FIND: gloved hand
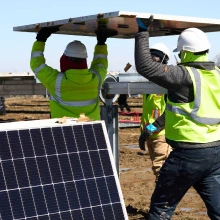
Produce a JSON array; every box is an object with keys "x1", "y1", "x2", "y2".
[
  {"x1": 138, "y1": 123, "x2": 158, "y2": 151},
  {"x1": 36, "y1": 26, "x2": 60, "y2": 42},
  {"x1": 136, "y1": 15, "x2": 154, "y2": 32},
  {"x1": 95, "y1": 29, "x2": 118, "y2": 45},
  {"x1": 139, "y1": 132, "x2": 147, "y2": 150}
]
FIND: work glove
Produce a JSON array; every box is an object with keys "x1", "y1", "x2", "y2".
[
  {"x1": 136, "y1": 15, "x2": 154, "y2": 32},
  {"x1": 138, "y1": 132, "x2": 147, "y2": 151},
  {"x1": 95, "y1": 29, "x2": 118, "y2": 45},
  {"x1": 138, "y1": 123, "x2": 158, "y2": 151},
  {"x1": 36, "y1": 26, "x2": 60, "y2": 42}
]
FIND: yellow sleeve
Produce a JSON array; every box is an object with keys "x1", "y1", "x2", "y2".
[
  {"x1": 30, "y1": 41, "x2": 59, "y2": 94},
  {"x1": 90, "y1": 44, "x2": 108, "y2": 83}
]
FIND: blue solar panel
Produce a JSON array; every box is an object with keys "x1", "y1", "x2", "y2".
[{"x1": 0, "y1": 120, "x2": 128, "y2": 220}]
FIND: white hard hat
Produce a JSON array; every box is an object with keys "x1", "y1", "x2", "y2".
[
  {"x1": 173, "y1": 28, "x2": 211, "y2": 53},
  {"x1": 64, "y1": 40, "x2": 88, "y2": 58},
  {"x1": 150, "y1": 43, "x2": 170, "y2": 59}
]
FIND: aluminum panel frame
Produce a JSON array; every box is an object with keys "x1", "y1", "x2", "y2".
[
  {"x1": 13, "y1": 11, "x2": 220, "y2": 38},
  {"x1": 104, "y1": 82, "x2": 168, "y2": 95}
]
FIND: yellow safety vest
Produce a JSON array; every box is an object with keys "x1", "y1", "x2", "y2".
[
  {"x1": 141, "y1": 94, "x2": 166, "y2": 138},
  {"x1": 165, "y1": 66, "x2": 220, "y2": 143},
  {"x1": 30, "y1": 41, "x2": 108, "y2": 120}
]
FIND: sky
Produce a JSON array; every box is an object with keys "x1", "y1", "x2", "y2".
[{"x1": 1, "y1": 0, "x2": 220, "y2": 73}]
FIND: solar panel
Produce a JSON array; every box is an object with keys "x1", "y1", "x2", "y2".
[
  {"x1": 13, "y1": 11, "x2": 220, "y2": 38},
  {"x1": 0, "y1": 119, "x2": 128, "y2": 220}
]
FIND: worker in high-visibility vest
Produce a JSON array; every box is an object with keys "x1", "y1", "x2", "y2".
[
  {"x1": 139, "y1": 43, "x2": 172, "y2": 179},
  {"x1": 135, "y1": 17, "x2": 220, "y2": 219},
  {"x1": 30, "y1": 27, "x2": 117, "y2": 120}
]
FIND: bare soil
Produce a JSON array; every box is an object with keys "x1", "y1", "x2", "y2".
[{"x1": 0, "y1": 96, "x2": 209, "y2": 220}]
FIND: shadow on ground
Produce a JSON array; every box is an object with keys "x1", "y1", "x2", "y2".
[{"x1": 126, "y1": 204, "x2": 148, "y2": 219}]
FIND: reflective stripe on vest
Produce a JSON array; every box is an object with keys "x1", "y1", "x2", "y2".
[
  {"x1": 31, "y1": 51, "x2": 45, "y2": 76},
  {"x1": 33, "y1": 64, "x2": 47, "y2": 76},
  {"x1": 96, "y1": 63, "x2": 106, "y2": 69},
  {"x1": 93, "y1": 54, "x2": 107, "y2": 60},
  {"x1": 50, "y1": 71, "x2": 101, "y2": 107},
  {"x1": 166, "y1": 67, "x2": 220, "y2": 125},
  {"x1": 31, "y1": 51, "x2": 44, "y2": 59},
  {"x1": 90, "y1": 68, "x2": 102, "y2": 99}
]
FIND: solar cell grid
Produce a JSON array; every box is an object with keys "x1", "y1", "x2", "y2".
[{"x1": 0, "y1": 121, "x2": 128, "y2": 220}]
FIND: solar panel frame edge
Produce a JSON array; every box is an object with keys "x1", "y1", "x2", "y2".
[
  {"x1": 0, "y1": 118, "x2": 102, "y2": 132},
  {"x1": 99, "y1": 121, "x2": 129, "y2": 220}
]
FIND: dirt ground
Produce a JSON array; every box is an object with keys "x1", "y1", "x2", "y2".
[{"x1": 0, "y1": 96, "x2": 209, "y2": 220}]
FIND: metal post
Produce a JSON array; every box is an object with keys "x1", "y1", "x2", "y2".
[{"x1": 100, "y1": 104, "x2": 119, "y2": 175}]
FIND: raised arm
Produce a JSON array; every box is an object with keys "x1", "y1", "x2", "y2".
[
  {"x1": 90, "y1": 29, "x2": 118, "y2": 83},
  {"x1": 30, "y1": 27, "x2": 60, "y2": 90},
  {"x1": 135, "y1": 18, "x2": 191, "y2": 91}
]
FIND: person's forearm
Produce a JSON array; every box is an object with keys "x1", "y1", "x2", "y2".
[
  {"x1": 135, "y1": 32, "x2": 165, "y2": 79},
  {"x1": 135, "y1": 32, "x2": 189, "y2": 91},
  {"x1": 90, "y1": 44, "x2": 108, "y2": 82},
  {"x1": 30, "y1": 41, "x2": 46, "y2": 74}
]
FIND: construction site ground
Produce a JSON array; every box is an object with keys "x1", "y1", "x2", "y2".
[{"x1": 0, "y1": 96, "x2": 209, "y2": 220}]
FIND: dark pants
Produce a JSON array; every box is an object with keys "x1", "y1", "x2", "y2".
[{"x1": 148, "y1": 146, "x2": 220, "y2": 220}]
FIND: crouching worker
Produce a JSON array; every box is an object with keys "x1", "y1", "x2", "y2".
[{"x1": 30, "y1": 27, "x2": 117, "y2": 120}]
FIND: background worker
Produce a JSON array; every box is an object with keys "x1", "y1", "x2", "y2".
[
  {"x1": 117, "y1": 62, "x2": 132, "y2": 112},
  {"x1": 139, "y1": 43, "x2": 172, "y2": 179},
  {"x1": 30, "y1": 27, "x2": 117, "y2": 120},
  {"x1": 117, "y1": 94, "x2": 131, "y2": 112},
  {"x1": 135, "y1": 18, "x2": 220, "y2": 219}
]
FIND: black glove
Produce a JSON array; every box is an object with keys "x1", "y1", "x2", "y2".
[
  {"x1": 136, "y1": 15, "x2": 154, "y2": 32},
  {"x1": 36, "y1": 27, "x2": 60, "y2": 42},
  {"x1": 139, "y1": 132, "x2": 147, "y2": 150},
  {"x1": 138, "y1": 123, "x2": 158, "y2": 150},
  {"x1": 95, "y1": 29, "x2": 118, "y2": 45},
  {"x1": 138, "y1": 130, "x2": 152, "y2": 151}
]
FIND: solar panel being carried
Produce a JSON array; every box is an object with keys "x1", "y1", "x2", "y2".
[
  {"x1": 0, "y1": 119, "x2": 128, "y2": 220},
  {"x1": 13, "y1": 11, "x2": 220, "y2": 38}
]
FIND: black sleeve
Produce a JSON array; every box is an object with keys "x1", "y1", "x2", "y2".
[
  {"x1": 152, "y1": 112, "x2": 165, "y2": 129},
  {"x1": 164, "y1": 94, "x2": 167, "y2": 103},
  {"x1": 135, "y1": 31, "x2": 192, "y2": 91}
]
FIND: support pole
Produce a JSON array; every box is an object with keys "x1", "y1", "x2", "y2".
[{"x1": 100, "y1": 104, "x2": 119, "y2": 175}]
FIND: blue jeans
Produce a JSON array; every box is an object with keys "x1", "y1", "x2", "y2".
[{"x1": 148, "y1": 145, "x2": 220, "y2": 220}]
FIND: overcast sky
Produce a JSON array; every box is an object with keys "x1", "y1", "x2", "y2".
[{"x1": 1, "y1": 0, "x2": 220, "y2": 73}]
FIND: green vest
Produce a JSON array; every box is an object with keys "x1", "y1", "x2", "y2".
[
  {"x1": 165, "y1": 66, "x2": 220, "y2": 143},
  {"x1": 49, "y1": 69, "x2": 101, "y2": 120},
  {"x1": 30, "y1": 41, "x2": 108, "y2": 120},
  {"x1": 141, "y1": 94, "x2": 166, "y2": 138}
]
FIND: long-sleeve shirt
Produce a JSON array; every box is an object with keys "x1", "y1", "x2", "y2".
[
  {"x1": 30, "y1": 41, "x2": 108, "y2": 120},
  {"x1": 135, "y1": 31, "x2": 220, "y2": 148}
]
